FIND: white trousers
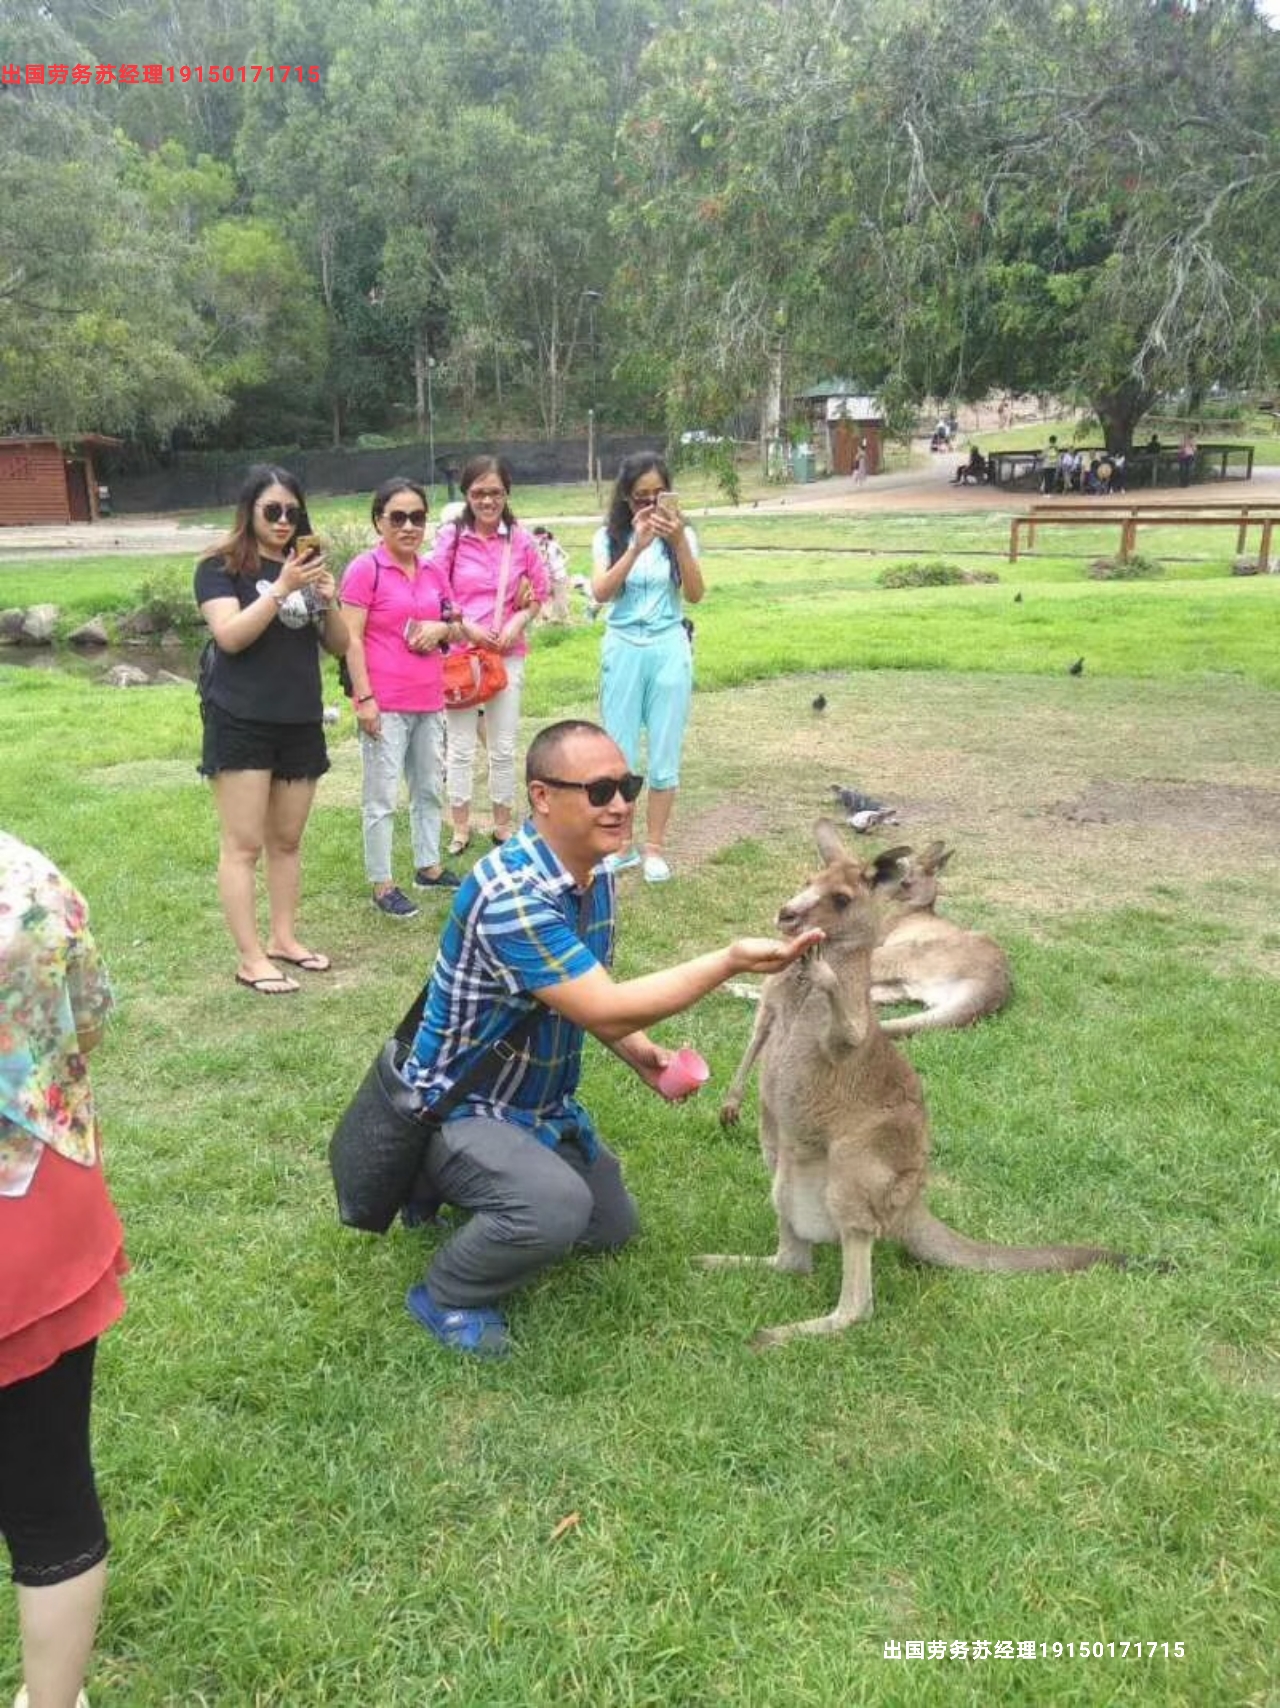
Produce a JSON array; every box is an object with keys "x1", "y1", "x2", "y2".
[
  {"x1": 360, "y1": 711, "x2": 446, "y2": 882},
  {"x1": 446, "y1": 654, "x2": 526, "y2": 810}
]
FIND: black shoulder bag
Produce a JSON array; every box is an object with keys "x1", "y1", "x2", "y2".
[
  {"x1": 337, "y1": 557, "x2": 382, "y2": 698},
  {"x1": 328, "y1": 984, "x2": 540, "y2": 1234}
]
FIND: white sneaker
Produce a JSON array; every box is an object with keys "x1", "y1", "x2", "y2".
[
  {"x1": 604, "y1": 849, "x2": 642, "y2": 874},
  {"x1": 643, "y1": 854, "x2": 672, "y2": 883}
]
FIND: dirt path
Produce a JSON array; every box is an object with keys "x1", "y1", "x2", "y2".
[{"x1": 3, "y1": 444, "x2": 1276, "y2": 559}]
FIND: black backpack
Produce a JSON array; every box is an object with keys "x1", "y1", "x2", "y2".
[{"x1": 337, "y1": 558, "x2": 381, "y2": 697}]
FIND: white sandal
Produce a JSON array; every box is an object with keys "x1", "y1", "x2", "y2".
[{"x1": 447, "y1": 830, "x2": 471, "y2": 857}]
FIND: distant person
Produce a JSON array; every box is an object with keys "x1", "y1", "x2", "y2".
[
  {"x1": 591, "y1": 453, "x2": 704, "y2": 883},
  {"x1": 1, "y1": 834, "x2": 126, "y2": 1708},
  {"x1": 1177, "y1": 433, "x2": 1197, "y2": 487},
  {"x1": 194, "y1": 465, "x2": 349, "y2": 995},
  {"x1": 1040, "y1": 436, "x2": 1060, "y2": 494},
  {"x1": 532, "y1": 526, "x2": 572, "y2": 623},
  {"x1": 953, "y1": 446, "x2": 986, "y2": 485},
  {"x1": 340, "y1": 478, "x2": 459, "y2": 921},
  {"x1": 852, "y1": 439, "x2": 868, "y2": 486},
  {"x1": 426, "y1": 455, "x2": 548, "y2": 853}
]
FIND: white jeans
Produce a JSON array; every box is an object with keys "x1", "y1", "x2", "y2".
[
  {"x1": 446, "y1": 654, "x2": 525, "y2": 811},
  {"x1": 360, "y1": 711, "x2": 446, "y2": 883}
]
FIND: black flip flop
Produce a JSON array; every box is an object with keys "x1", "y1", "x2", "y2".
[{"x1": 236, "y1": 973, "x2": 299, "y2": 996}]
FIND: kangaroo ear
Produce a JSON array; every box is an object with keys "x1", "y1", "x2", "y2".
[
  {"x1": 813, "y1": 817, "x2": 847, "y2": 865},
  {"x1": 867, "y1": 845, "x2": 913, "y2": 889},
  {"x1": 918, "y1": 840, "x2": 952, "y2": 873}
]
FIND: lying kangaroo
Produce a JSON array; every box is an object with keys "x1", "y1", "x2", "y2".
[
  {"x1": 870, "y1": 842, "x2": 1012, "y2": 1035},
  {"x1": 705, "y1": 821, "x2": 1126, "y2": 1348}
]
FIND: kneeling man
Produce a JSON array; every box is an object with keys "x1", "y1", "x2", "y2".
[{"x1": 406, "y1": 718, "x2": 820, "y2": 1355}]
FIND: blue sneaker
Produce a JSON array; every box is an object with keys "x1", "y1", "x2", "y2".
[
  {"x1": 406, "y1": 1284, "x2": 510, "y2": 1358},
  {"x1": 413, "y1": 867, "x2": 462, "y2": 890},
  {"x1": 373, "y1": 886, "x2": 419, "y2": 918},
  {"x1": 604, "y1": 848, "x2": 642, "y2": 874}
]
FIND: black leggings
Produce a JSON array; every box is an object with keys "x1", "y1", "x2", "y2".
[{"x1": 0, "y1": 1340, "x2": 108, "y2": 1587}]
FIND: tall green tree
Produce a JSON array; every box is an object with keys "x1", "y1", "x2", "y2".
[{"x1": 611, "y1": 0, "x2": 1280, "y2": 450}]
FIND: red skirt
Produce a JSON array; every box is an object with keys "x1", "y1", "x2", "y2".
[{"x1": 0, "y1": 1144, "x2": 127, "y2": 1388}]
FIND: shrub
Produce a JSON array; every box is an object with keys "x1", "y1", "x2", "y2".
[
  {"x1": 1087, "y1": 553, "x2": 1165, "y2": 580},
  {"x1": 131, "y1": 566, "x2": 204, "y2": 633},
  {"x1": 674, "y1": 435, "x2": 743, "y2": 506},
  {"x1": 321, "y1": 519, "x2": 374, "y2": 575},
  {"x1": 878, "y1": 559, "x2": 999, "y2": 588}
]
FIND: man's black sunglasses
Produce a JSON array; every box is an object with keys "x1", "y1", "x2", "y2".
[
  {"x1": 259, "y1": 501, "x2": 302, "y2": 525},
  {"x1": 535, "y1": 773, "x2": 645, "y2": 807}
]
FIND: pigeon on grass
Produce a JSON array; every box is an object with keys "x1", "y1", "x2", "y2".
[{"x1": 831, "y1": 784, "x2": 886, "y2": 816}]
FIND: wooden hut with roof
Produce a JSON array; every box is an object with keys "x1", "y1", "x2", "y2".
[
  {"x1": 793, "y1": 381, "x2": 885, "y2": 477},
  {"x1": 0, "y1": 434, "x2": 121, "y2": 526}
]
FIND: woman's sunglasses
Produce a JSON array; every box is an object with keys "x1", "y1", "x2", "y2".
[
  {"x1": 385, "y1": 508, "x2": 427, "y2": 528},
  {"x1": 259, "y1": 501, "x2": 302, "y2": 525},
  {"x1": 536, "y1": 773, "x2": 645, "y2": 807}
]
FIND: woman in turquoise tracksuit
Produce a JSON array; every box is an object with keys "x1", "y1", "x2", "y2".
[{"x1": 591, "y1": 453, "x2": 705, "y2": 883}]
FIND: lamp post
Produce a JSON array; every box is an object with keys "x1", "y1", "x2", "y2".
[
  {"x1": 583, "y1": 289, "x2": 602, "y2": 497},
  {"x1": 425, "y1": 352, "x2": 436, "y2": 504}
]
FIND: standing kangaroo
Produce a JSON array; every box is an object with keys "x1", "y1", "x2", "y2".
[
  {"x1": 705, "y1": 821, "x2": 1125, "y2": 1348},
  {"x1": 870, "y1": 842, "x2": 1012, "y2": 1035}
]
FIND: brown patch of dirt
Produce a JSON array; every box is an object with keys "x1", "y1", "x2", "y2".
[
  {"x1": 677, "y1": 800, "x2": 775, "y2": 867},
  {"x1": 664, "y1": 671, "x2": 1280, "y2": 975},
  {"x1": 1052, "y1": 780, "x2": 1280, "y2": 831}
]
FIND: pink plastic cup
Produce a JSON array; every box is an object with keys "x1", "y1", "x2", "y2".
[{"x1": 656, "y1": 1047, "x2": 711, "y2": 1101}]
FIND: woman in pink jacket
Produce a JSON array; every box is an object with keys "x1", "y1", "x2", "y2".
[{"x1": 428, "y1": 456, "x2": 548, "y2": 850}]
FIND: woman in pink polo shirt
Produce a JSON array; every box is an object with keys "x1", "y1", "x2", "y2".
[
  {"x1": 427, "y1": 455, "x2": 548, "y2": 850},
  {"x1": 340, "y1": 479, "x2": 459, "y2": 919}
]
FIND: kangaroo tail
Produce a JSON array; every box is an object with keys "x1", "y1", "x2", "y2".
[{"x1": 898, "y1": 1204, "x2": 1126, "y2": 1272}]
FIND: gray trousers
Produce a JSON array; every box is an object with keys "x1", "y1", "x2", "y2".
[
  {"x1": 420, "y1": 1114, "x2": 640, "y2": 1310},
  {"x1": 360, "y1": 711, "x2": 446, "y2": 883}
]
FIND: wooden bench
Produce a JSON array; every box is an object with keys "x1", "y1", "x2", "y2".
[{"x1": 1009, "y1": 503, "x2": 1280, "y2": 564}]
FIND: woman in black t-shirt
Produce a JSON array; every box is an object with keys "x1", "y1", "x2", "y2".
[{"x1": 194, "y1": 464, "x2": 349, "y2": 995}]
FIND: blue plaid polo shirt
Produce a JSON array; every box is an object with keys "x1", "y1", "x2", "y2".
[{"x1": 407, "y1": 822, "x2": 616, "y2": 1157}]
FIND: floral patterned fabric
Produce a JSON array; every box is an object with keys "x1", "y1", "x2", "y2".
[{"x1": 0, "y1": 832, "x2": 114, "y2": 1197}]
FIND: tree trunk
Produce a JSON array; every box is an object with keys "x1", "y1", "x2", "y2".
[
  {"x1": 544, "y1": 299, "x2": 561, "y2": 441},
  {"x1": 413, "y1": 334, "x2": 427, "y2": 440},
  {"x1": 1091, "y1": 378, "x2": 1157, "y2": 454}
]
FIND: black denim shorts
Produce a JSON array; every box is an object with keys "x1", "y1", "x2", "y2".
[{"x1": 199, "y1": 702, "x2": 330, "y2": 782}]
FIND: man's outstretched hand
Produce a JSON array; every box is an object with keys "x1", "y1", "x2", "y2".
[{"x1": 727, "y1": 929, "x2": 825, "y2": 978}]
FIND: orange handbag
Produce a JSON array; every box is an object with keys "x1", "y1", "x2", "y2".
[
  {"x1": 442, "y1": 646, "x2": 507, "y2": 710},
  {"x1": 442, "y1": 536, "x2": 514, "y2": 710}
]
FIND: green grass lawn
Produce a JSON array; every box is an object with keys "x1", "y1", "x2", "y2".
[{"x1": 1, "y1": 520, "x2": 1278, "y2": 1704}]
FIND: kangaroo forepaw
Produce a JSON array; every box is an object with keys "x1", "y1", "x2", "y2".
[{"x1": 719, "y1": 1099, "x2": 742, "y2": 1128}]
